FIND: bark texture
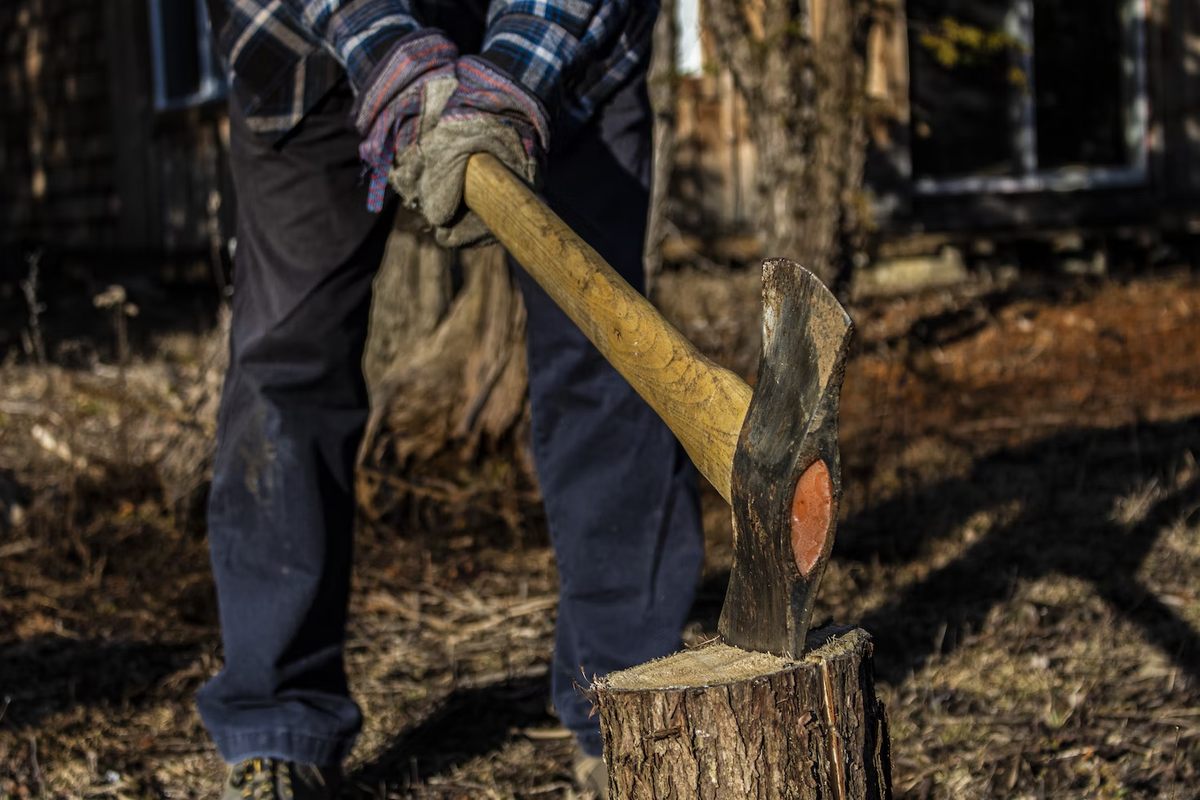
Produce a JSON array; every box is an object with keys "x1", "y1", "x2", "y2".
[
  {"x1": 596, "y1": 626, "x2": 892, "y2": 800},
  {"x1": 361, "y1": 222, "x2": 528, "y2": 465},
  {"x1": 357, "y1": 210, "x2": 535, "y2": 522},
  {"x1": 701, "y1": 0, "x2": 870, "y2": 285},
  {"x1": 644, "y1": 0, "x2": 679, "y2": 298}
]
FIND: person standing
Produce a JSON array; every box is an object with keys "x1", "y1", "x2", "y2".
[{"x1": 197, "y1": 1, "x2": 704, "y2": 797}]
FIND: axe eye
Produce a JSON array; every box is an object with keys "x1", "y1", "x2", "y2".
[{"x1": 790, "y1": 459, "x2": 833, "y2": 577}]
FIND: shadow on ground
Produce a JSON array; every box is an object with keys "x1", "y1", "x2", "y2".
[
  {"x1": 0, "y1": 638, "x2": 204, "y2": 730},
  {"x1": 844, "y1": 416, "x2": 1200, "y2": 684},
  {"x1": 0, "y1": 245, "x2": 224, "y2": 363},
  {"x1": 347, "y1": 675, "x2": 556, "y2": 795},
  {"x1": 691, "y1": 416, "x2": 1200, "y2": 686}
]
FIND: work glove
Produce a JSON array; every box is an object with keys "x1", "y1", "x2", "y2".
[
  {"x1": 388, "y1": 55, "x2": 551, "y2": 248},
  {"x1": 354, "y1": 31, "x2": 460, "y2": 213}
]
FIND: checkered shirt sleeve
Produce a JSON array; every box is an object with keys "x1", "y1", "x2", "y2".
[
  {"x1": 480, "y1": 0, "x2": 658, "y2": 136},
  {"x1": 205, "y1": 0, "x2": 658, "y2": 139},
  {"x1": 206, "y1": 0, "x2": 422, "y2": 133}
]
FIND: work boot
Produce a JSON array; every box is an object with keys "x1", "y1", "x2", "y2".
[
  {"x1": 572, "y1": 753, "x2": 609, "y2": 799},
  {"x1": 222, "y1": 758, "x2": 340, "y2": 800}
]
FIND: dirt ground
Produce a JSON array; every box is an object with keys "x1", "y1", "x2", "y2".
[{"x1": 1, "y1": 258, "x2": 1199, "y2": 799}]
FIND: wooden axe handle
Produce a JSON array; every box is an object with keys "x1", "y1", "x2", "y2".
[{"x1": 464, "y1": 152, "x2": 752, "y2": 504}]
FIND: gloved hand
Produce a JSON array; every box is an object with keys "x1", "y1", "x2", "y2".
[
  {"x1": 389, "y1": 55, "x2": 551, "y2": 248},
  {"x1": 354, "y1": 31, "x2": 460, "y2": 213}
]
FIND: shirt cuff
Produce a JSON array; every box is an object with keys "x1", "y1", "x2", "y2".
[
  {"x1": 479, "y1": 13, "x2": 582, "y2": 118},
  {"x1": 352, "y1": 30, "x2": 459, "y2": 133},
  {"x1": 322, "y1": 0, "x2": 424, "y2": 92}
]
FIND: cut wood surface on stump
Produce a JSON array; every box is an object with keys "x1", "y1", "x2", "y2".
[{"x1": 595, "y1": 626, "x2": 891, "y2": 800}]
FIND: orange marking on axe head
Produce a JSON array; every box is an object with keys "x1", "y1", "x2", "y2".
[{"x1": 790, "y1": 459, "x2": 832, "y2": 577}]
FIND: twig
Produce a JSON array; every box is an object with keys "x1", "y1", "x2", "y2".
[
  {"x1": 952, "y1": 413, "x2": 1072, "y2": 433},
  {"x1": 0, "y1": 400, "x2": 42, "y2": 416},
  {"x1": 516, "y1": 727, "x2": 573, "y2": 741},
  {"x1": 359, "y1": 468, "x2": 479, "y2": 506},
  {"x1": 363, "y1": 590, "x2": 453, "y2": 632},
  {"x1": 1048, "y1": 746, "x2": 1094, "y2": 761},
  {"x1": 29, "y1": 734, "x2": 45, "y2": 797},
  {"x1": 71, "y1": 376, "x2": 206, "y2": 430},
  {"x1": 450, "y1": 596, "x2": 558, "y2": 639},
  {"x1": 94, "y1": 285, "x2": 139, "y2": 465},
  {"x1": 451, "y1": 662, "x2": 549, "y2": 690},
  {"x1": 30, "y1": 424, "x2": 89, "y2": 470},
  {"x1": 1170, "y1": 726, "x2": 1182, "y2": 800},
  {"x1": 523, "y1": 782, "x2": 574, "y2": 794},
  {"x1": 20, "y1": 250, "x2": 47, "y2": 366},
  {"x1": 0, "y1": 539, "x2": 36, "y2": 558}
]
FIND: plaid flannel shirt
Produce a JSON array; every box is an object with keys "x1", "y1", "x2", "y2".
[{"x1": 204, "y1": 0, "x2": 659, "y2": 140}]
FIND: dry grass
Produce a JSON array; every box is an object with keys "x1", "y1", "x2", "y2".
[{"x1": 3, "y1": 264, "x2": 1200, "y2": 798}]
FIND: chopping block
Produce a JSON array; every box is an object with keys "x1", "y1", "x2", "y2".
[{"x1": 461, "y1": 154, "x2": 892, "y2": 799}]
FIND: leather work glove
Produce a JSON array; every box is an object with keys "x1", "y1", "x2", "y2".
[
  {"x1": 354, "y1": 31, "x2": 460, "y2": 213},
  {"x1": 388, "y1": 55, "x2": 551, "y2": 248}
]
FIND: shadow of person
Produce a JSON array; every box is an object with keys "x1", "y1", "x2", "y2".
[
  {"x1": 346, "y1": 674, "x2": 557, "y2": 796},
  {"x1": 0, "y1": 638, "x2": 203, "y2": 729},
  {"x1": 837, "y1": 416, "x2": 1200, "y2": 684}
]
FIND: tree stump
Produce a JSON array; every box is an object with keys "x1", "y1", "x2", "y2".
[{"x1": 595, "y1": 626, "x2": 891, "y2": 800}]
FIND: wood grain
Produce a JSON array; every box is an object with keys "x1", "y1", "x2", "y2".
[{"x1": 464, "y1": 152, "x2": 752, "y2": 503}]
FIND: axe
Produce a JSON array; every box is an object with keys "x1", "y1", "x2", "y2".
[{"x1": 463, "y1": 153, "x2": 854, "y2": 658}]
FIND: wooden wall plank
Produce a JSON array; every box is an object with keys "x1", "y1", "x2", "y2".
[
  {"x1": 102, "y1": 0, "x2": 155, "y2": 248},
  {"x1": 1163, "y1": 0, "x2": 1200, "y2": 197}
]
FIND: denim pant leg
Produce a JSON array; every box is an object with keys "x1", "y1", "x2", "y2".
[
  {"x1": 196, "y1": 84, "x2": 393, "y2": 767},
  {"x1": 514, "y1": 75, "x2": 706, "y2": 757}
]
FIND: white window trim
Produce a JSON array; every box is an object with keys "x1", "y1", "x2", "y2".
[
  {"x1": 914, "y1": 0, "x2": 1148, "y2": 196},
  {"x1": 676, "y1": 0, "x2": 704, "y2": 76}
]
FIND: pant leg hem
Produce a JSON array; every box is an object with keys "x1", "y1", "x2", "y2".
[{"x1": 213, "y1": 730, "x2": 353, "y2": 768}]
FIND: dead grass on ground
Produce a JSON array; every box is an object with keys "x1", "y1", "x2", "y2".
[{"x1": 2, "y1": 264, "x2": 1200, "y2": 799}]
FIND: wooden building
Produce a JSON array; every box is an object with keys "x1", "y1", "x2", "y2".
[
  {"x1": 0, "y1": 0, "x2": 232, "y2": 259},
  {"x1": 672, "y1": 0, "x2": 1200, "y2": 243},
  {"x1": 4, "y1": 0, "x2": 1200, "y2": 265}
]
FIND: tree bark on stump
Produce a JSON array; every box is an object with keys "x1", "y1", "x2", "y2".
[{"x1": 595, "y1": 626, "x2": 891, "y2": 800}]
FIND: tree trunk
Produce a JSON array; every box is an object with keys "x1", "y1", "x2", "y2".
[
  {"x1": 357, "y1": 211, "x2": 536, "y2": 523},
  {"x1": 701, "y1": 0, "x2": 869, "y2": 286},
  {"x1": 644, "y1": 0, "x2": 679, "y2": 299},
  {"x1": 361, "y1": 214, "x2": 454, "y2": 391},
  {"x1": 596, "y1": 626, "x2": 892, "y2": 800}
]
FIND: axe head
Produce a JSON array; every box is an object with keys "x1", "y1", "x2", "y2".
[{"x1": 717, "y1": 259, "x2": 854, "y2": 658}]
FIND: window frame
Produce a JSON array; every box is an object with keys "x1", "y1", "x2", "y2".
[
  {"x1": 912, "y1": 0, "x2": 1148, "y2": 196},
  {"x1": 147, "y1": 0, "x2": 228, "y2": 111}
]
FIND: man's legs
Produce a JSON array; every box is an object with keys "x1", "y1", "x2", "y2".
[
  {"x1": 514, "y1": 74, "x2": 706, "y2": 757},
  {"x1": 199, "y1": 60, "x2": 701, "y2": 770},
  {"x1": 196, "y1": 83, "x2": 392, "y2": 767}
]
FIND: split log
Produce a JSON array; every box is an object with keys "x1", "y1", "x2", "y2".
[{"x1": 595, "y1": 626, "x2": 891, "y2": 800}]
